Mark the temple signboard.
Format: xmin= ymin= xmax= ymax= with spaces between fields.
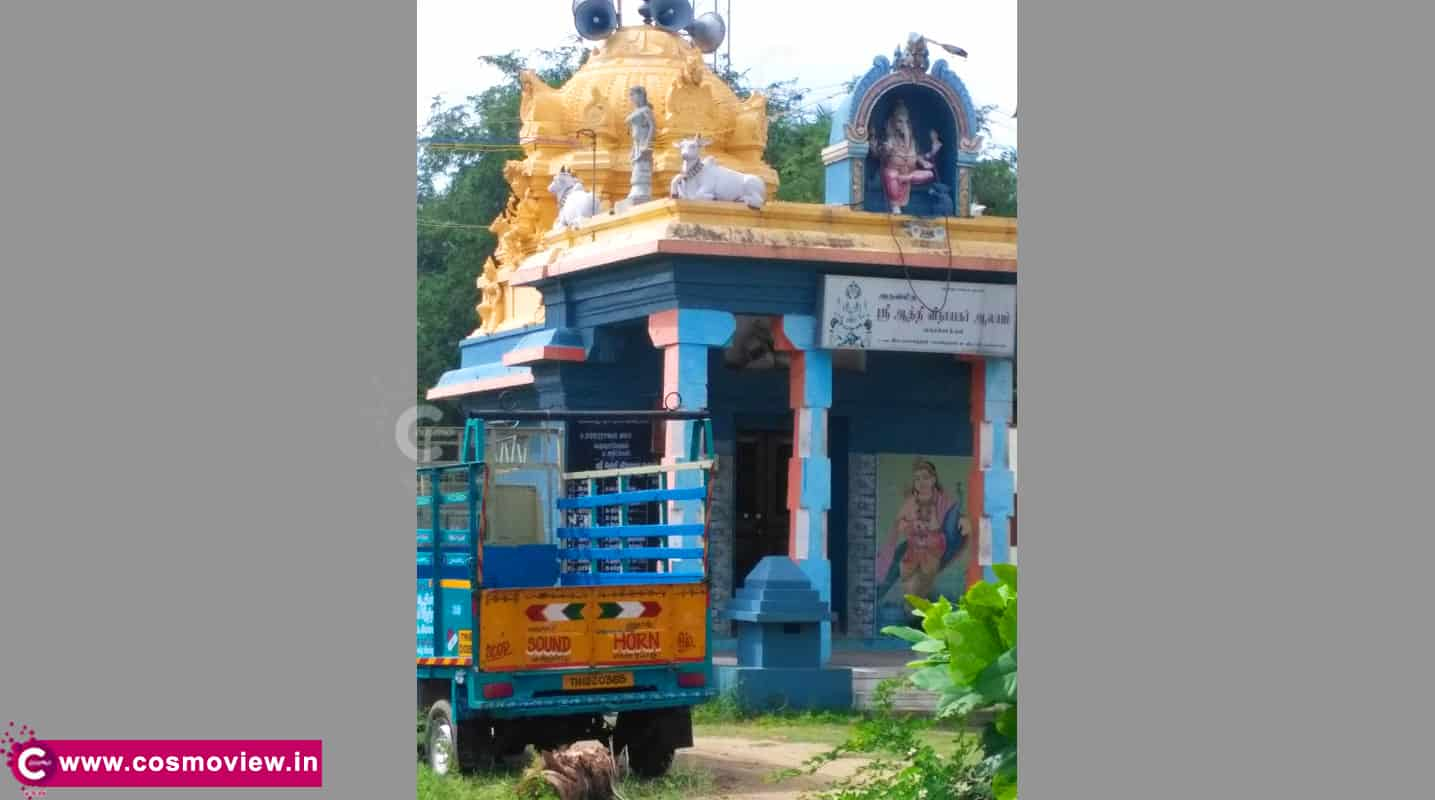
xmin=819 ymin=275 xmax=1015 ymax=357
xmin=565 ymin=419 xmax=655 ymax=472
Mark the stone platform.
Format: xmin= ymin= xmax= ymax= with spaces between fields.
xmin=713 ymin=645 xmax=941 ymax=712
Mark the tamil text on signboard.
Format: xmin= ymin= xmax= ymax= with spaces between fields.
xmin=819 ymin=275 xmax=1015 ymax=357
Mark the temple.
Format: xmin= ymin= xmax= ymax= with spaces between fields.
xmin=427 ymin=23 xmax=1016 ymax=679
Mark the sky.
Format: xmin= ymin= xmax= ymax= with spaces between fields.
xmin=417 ymin=0 xmax=1017 ymax=152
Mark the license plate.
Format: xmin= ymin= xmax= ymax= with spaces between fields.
xmin=562 ymin=672 xmax=634 ymax=691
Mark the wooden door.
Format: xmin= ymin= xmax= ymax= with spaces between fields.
xmin=734 ymin=430 xmax=793 ymax=587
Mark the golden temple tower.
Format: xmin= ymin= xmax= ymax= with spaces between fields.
xmin=475 ymin=25 xmax=779 ymax=336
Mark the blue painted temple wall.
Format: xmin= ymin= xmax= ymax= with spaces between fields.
xmin=522 ymin=321 xmax=972 ymax=457
xmin=485 ymin=318 xmax=974 ymax=640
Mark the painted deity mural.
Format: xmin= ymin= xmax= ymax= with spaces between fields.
xmin=874 ymin=453 xmax=974 ymax=627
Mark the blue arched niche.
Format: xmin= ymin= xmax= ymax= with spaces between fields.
xmin=862 ymin=84 xmax=960 ymax=216
xmin=823 ymin=55 xmax=983 ymax=217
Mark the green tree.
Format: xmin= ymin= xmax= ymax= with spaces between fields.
xmin=711 ymin=61 xmax=837 ymax=203
xmin=416 ymin=43 xmax=588 ymax=420
xmin=972 ymin=150 xmax=1017 ymax=217
xmin=766 ymin=104 xmax=832 ymax=203
xmin=969 ymin=103 xmax=1017 ymax=218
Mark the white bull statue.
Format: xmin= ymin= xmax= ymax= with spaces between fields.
xmin=669 ymin=137 xmax=766 ymax=210
xmin=548 ymin=167 xmax=604 ymax=231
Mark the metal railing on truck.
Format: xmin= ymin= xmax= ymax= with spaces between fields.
xmin=557 ymin=458 xmax=713 ymax=586
xmin=434 ymin=410 xmax=715 ymax=587
xmin=513 ymin=410 xmax=715 ymax=587
xmin=415 ymin=420 xmax=488 ymax=664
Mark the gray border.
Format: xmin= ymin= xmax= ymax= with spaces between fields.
xmin=6 ymin=2 xmax=1434 ymax=799
xmin=1024 ymin=0 xmax=1433 ymax=797
xmin=1 ymin=2 xmax=415 ymax=797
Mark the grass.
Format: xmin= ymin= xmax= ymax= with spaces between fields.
xmin=691 ymin=691 xmax=975 ymax=754
xmin=417 ymin=686 xmax=976 ymax=797
xmin=417 ymin=762 xmax=716 ymax=800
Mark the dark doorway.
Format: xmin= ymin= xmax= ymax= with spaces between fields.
xmin=734 ymin=429 xmax=792 ymax=587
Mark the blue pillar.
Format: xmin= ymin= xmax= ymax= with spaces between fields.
xmin=649 ymin=309 xmax=735 ymax=575
xmin=822 ymin=139 xmax=869 ymax=207
xmin=979 ymin=358 xmax=1015 ymax=582
xmin=774 ymin=315 xmax=834 ymax=664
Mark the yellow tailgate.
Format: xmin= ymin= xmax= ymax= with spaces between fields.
xmin=479 ymin=584 xmax=708 ymax=672
xmin=479 ymin=588 xmax=594 ymax=670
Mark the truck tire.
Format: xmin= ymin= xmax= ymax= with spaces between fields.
xmin=615 ymin=707 xmax=690 ymax=778
xmin=626 ymin=742 xmax=675 ymax=779
xmin=424 ymin=701 xmax=458 ymax=776
xmin=458 ymin=720 xmax=499 ymax=771
xmin=499 ymin=743 xmax=530 ymax=769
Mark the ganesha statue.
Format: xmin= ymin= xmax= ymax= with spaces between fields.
xmin=874 ymin=99 xmax=943 ymax=214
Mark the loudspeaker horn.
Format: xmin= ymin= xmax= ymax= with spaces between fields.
xmin=641 ymin=0 xmax=694 ymax=32
xmin=572 ymin=0 xmax=619 ymax=41
xmin=684 ymin=12 xmax=726 ymax=54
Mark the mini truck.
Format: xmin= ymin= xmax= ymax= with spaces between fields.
xmin=417 ymin=409 xmax=719 ymax=777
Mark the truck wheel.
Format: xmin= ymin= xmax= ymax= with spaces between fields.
xmin=424 ymin=701 xmax=458 ymax=776
xmin=626 ymin=742 xmax=675 ymax=779
xmin=499 ymin=743 xmax=530 ymax=769
xmin=458 ymin=720 xmax=499 ymax=772
xmin=616 ymin=708 xmax=688 ymax=778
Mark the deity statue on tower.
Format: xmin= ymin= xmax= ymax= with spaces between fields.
xmin=624 ymin=85 xmax=656 ymax=206
xmin=874 ymin=99 xmax=942 ymax=214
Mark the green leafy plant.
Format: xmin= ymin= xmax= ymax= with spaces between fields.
xmin=776 ymin=677 xmax=991 ymax=800
xmin=882 ymin=565 xmax=1017 ymax=800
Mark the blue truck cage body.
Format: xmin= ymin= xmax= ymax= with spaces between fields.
xmin=416 ymin=411 xmax=719 ymax=725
